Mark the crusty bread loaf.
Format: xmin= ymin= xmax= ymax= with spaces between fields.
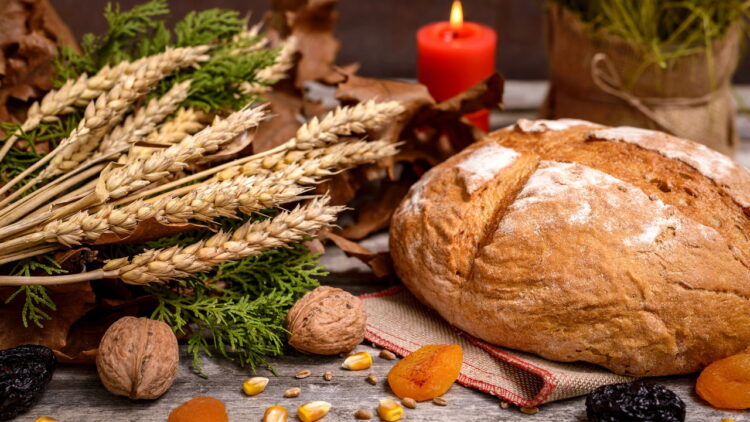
xmin=389 ymin=119 xmax=750 ymax=377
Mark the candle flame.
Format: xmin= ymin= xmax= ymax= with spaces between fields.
xmin=449 ymin=0 xmax=463 ymax=30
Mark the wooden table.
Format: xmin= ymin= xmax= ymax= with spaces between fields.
xmin=19 ymin=82 xmax=750 ymax=421
xmin=21 ymin=233 xmax=749 ymax=421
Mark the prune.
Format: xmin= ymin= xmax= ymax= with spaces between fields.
xmin=586 ymin=381 xmax=686 ymax=422
xmin=0 ymin=345 xmax=56 ymax=421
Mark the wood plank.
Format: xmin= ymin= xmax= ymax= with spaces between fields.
xmin=23 ymin=344 xmax=745 ymax=422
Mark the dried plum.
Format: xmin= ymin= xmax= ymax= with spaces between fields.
xmin=0 ymin=345 xmax=56 ymax=421
xmin=586 ymin=381 xmax=686 ymax=422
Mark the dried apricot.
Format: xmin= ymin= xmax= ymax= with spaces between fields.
xmin=697 ymin=349 xmax=750 ymax=409
xmin=387 ymin=344 xmax=462 ymax=401
xmin=167 ymin=396 xmax=228 ymax=422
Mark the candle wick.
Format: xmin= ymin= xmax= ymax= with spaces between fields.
xmin=443 ymin=30 xmax=459 ymax=42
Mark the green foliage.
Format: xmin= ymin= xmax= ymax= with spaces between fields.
xmin=153 ymin=40 xmax=277 ymax=112
xmin=554 ymin=0 xmax=749 ymax=69
xmin=147 ymin=245 xmax=324 ymax=374
xmin=53 ymin=0 xmax=246 ymax=86
xmin=4 ymin=257 xmax=67 ymax=328
xmin=175 ymin=9 xmax=246 ymax=47
xmin=55 ymin=0 xmax=170 ymax=81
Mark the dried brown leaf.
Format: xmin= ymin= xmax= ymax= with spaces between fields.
xmin=339 ymin=182 xmax=410 ymax=240
xmin=320 ymin=231 xmax=392 ymax=278
xmin=252 ymin=90 xmax=304 ymax=153
xmin=265 ymin=0 xmax=341 ymax=87
xmin=0 ymin=0 xmax=78 ymax=123
xmin=94 ymin=217 xmax=206 ymax=245
xmin=0 ymin=282 xmax=95 ymax=354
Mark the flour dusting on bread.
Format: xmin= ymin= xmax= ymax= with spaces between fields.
xmin=455 ymin=143 xmax=520 ymax=194
xmin=514 ymin=118 xmax=599 ymax=133
xmin=590 ymin=127 xmax=750 ymax=207
xmin=398 ymin=168 xmax=437 ymax=215
xmin=499 ymin=160 xmax=716 ymax=248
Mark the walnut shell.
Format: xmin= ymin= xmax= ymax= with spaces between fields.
xmin=96 ymin=316 xmax=179 ymax=400
xmin=286 ymin=286 xmax=367 ymax=355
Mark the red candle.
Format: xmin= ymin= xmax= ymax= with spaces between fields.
xmin=417 ymin=0 xmax=497 ymax=131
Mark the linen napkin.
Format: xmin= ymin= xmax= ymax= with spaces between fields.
xmin=361 ymin=286 xmax=633 ymax=406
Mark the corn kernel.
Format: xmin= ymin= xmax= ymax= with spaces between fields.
xmin=242 ymin=376 xmax=269 ymax=396
xmin=342 ymin=352 xmax=373 ymax=370
xmin=35 ymin=418 xmax=60 ymax=422
xmin=263 ymin=405 xmax=289 ymax=422
xmin=297 ymin=401 xmax=332 ymax=422
xmin=377 ymin=399 xmax=404 ymax=422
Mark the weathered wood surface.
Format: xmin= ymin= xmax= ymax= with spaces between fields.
xmin=17 ymin=82 xmax=750 ymax=421
xmin=20 ymin=233 xmax=750 ymax=422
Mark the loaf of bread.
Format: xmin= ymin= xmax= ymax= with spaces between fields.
xmin=389 ymin=119 xmax=750 ymax=377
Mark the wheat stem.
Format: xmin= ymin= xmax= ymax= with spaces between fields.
xmin=0 ymin=165 xmax=105 ymax=228
xmin=0 ymin=246 xmax=60 ymax=266
xmin=0 ymin=198 xmax=340 ymax=286
xmin=0 ymin=269 xmax=116 ymax=286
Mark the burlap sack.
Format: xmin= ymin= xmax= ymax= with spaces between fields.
xmin=362 ymin=287 xmax=632 ymax=406
xmin=541 ymin=2 xmax=741 ymax=156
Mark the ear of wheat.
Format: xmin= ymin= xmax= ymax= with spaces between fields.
xmin=103 ymin=197 xmax=342 ymax=285
xmin=96 ymin=80 xmax=192 ymax=159
xmin=0 ymin=46 xmax=211 ymax=204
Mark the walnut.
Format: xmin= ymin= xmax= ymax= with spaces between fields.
xmin=286 ymin=286 xmax=367 ymax=355
xmin=96 ymin=316 xmax=179 ymax=400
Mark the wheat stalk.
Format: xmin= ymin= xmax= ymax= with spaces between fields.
xmin=96 ymin=80 xmax=192 ymax=158
xmin=291 ymin=100 xmax=404 ymax=150
xmin=99 ymin=197 xmax=340 ymax=285
xmin=42 ymin=48 xmax=209 ymax=178
xmin=108 ymin=100 xmax=405 ymax=206
xmin=0 ymin=46 xmax=211 ymax=206
xmin=45 ymin=174 xmax=304 ymax=248
xmin=0 ymin=197 xmax=341 ymax=286
xmin=0 ymin=45 xmax=210 ymax=165
xmin=102 ymin=104 xmax=266 ymax=200
xmin=217 ymin=139 xmax=398 ymax=183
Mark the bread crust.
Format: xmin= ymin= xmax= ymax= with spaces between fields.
xmin=390 ymin=119 xmax=750 ymax=377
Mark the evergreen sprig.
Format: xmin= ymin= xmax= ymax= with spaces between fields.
xmin=4 ymin=257 xmax=66 ymax=328
xmin=175 ymin=9 xmax=246 ymax=47
xmin=147 ymin=245 xmax=324 ymax=374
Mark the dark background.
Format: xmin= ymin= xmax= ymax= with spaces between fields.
xmin=48 ymin=0 xmax=750 ymax=83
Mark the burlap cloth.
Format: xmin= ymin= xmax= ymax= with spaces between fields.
xmin=541 ymin=2 xmax=741 ymax=156
xmin=361 ymin=286 xmax=632 ymax=406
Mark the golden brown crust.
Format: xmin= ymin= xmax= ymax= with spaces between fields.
xmin=390 ymin=119 xmax=750 ymax=377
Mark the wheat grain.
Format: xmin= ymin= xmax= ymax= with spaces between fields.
xmin=218 ymin=139 xmax=398 ymax=182
xmin=292 ymin=100 xmax=404 ymax=150
xmin=40 ymin=47 xmax=209 ymax=178
xmin=103 ymin=104 xmax=266 ymax=199
xmin=126 ymin=107 xmax=209 ymax=161
xmin=102 ymin=197 xmax=341 ymax=284
xmin=147 ymin=107 xmax=210 ymax=145
xmin=96 ymin=80 xmax=192 ymax=158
